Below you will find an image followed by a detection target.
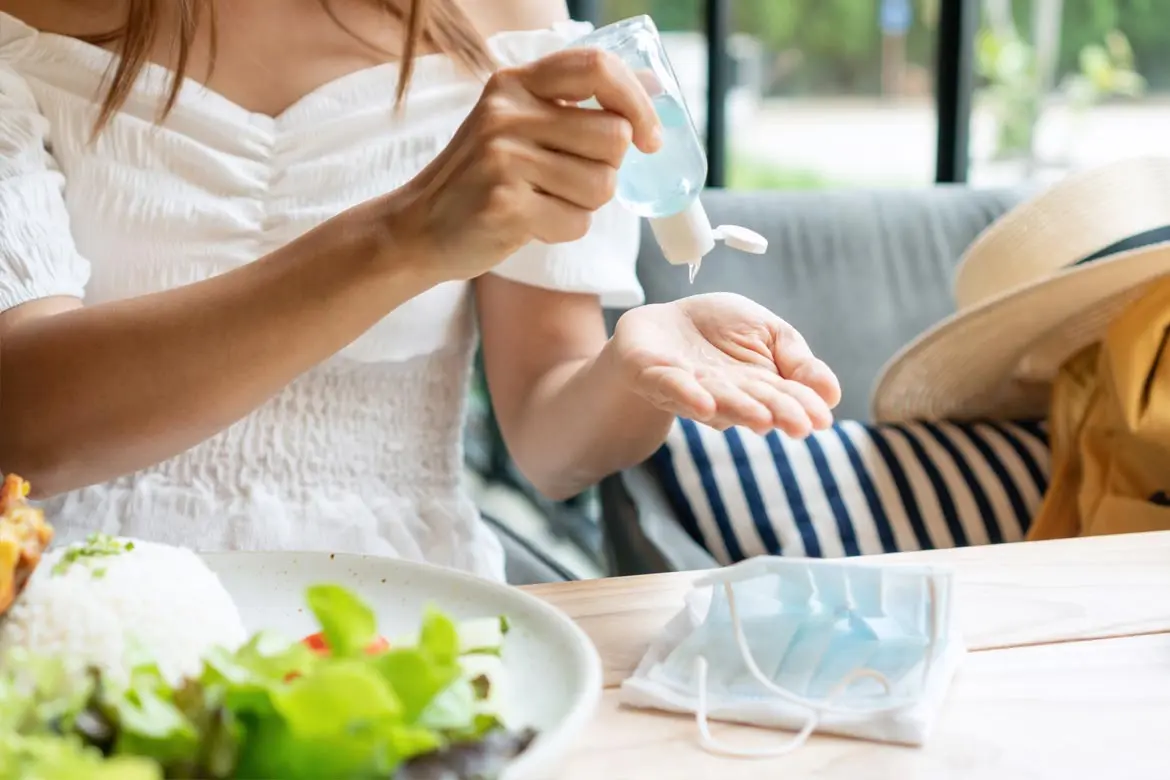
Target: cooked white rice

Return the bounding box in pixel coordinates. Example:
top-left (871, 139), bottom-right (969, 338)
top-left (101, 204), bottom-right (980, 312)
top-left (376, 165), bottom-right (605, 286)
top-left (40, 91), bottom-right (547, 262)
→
top-left (0, 538), bottom-right (246, 684)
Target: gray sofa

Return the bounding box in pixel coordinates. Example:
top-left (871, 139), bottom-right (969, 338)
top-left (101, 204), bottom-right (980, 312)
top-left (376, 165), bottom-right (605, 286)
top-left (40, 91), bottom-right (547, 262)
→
top-left (598, 185), bottom-right (1029, 575)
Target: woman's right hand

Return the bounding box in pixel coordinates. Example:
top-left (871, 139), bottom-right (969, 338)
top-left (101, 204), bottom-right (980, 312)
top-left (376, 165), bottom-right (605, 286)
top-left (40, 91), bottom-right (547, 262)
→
top-left (384, 47), bottom-right (663, 282)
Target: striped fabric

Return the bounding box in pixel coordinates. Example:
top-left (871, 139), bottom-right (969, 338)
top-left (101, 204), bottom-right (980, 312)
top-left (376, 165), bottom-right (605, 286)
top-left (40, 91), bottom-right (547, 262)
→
top-left (650, 419), bottom-right (1050, 565)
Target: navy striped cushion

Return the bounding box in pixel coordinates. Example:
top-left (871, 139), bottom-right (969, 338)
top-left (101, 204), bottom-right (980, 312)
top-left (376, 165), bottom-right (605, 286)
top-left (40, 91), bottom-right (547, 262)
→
top-left (649, 419), bottom-right (1050, 564)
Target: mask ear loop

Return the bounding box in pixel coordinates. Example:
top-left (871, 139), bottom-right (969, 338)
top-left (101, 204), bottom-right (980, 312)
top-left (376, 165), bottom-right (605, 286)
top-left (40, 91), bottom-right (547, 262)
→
top-left (724, 581), bottom-right (908, 715)
top-left (694, 655), bottom-right (819, 758)
top-left (917, 577), bottom-right (941, 691)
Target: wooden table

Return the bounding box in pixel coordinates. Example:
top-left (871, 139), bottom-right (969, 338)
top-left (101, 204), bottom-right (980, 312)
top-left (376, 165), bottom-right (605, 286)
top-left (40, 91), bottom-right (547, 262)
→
top-left (523, 531), bottom-right (1170, 779)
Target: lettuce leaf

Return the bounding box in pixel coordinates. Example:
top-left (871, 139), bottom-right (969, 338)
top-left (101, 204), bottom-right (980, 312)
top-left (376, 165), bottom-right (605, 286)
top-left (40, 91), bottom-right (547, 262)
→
top-left (418, 678), bottom-right (477, 732)
top-left (223, 603), bottom-right (498, 778)
top-left (306, 584), bottom-right (377, 659)
top-left (0, 732), bottom-right (161, 780)
top-left (108, 683), bottom-right (197, 765)
top-left (234, 660), bottom-right (406, 778)
top-left (372, 610), bottom-right (461, 723)
top-left (0, 650), bottom-right (94, 736)
top-left (0, 586), bottom-right (520, 780)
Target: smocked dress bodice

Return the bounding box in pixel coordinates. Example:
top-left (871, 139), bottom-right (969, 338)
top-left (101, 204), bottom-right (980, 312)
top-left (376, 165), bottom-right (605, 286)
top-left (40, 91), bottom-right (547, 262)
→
top-left (0, 14), bottom-right (643, 580)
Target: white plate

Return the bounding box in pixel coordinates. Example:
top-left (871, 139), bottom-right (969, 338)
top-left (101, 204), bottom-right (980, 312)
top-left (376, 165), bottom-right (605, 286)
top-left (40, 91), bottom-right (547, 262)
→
top-left (201, 551), bottom-right (600, 780)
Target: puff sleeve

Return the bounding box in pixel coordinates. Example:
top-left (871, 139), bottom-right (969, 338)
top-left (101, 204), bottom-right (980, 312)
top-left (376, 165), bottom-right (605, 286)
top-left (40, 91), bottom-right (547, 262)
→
top-left (485, 23), bottom-right (644, 308)
top-left (0, 26), bottom-right (90, 311)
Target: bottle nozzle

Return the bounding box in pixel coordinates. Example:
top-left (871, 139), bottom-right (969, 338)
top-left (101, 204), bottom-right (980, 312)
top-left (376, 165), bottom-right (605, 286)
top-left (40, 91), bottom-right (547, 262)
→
top-left (648, 200), bottom-right (716, 265)
top-left (648, 200), bottom-right (769, 269)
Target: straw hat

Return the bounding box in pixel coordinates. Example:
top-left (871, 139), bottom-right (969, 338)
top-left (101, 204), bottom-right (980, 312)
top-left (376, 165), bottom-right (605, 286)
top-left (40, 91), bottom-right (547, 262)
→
top-left (871, 156), bottom-right (1170, 423)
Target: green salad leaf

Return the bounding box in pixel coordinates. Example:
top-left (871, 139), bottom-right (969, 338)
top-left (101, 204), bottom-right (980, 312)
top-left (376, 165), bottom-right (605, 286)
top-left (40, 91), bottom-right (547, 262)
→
top-left (0, 650), bottom-right (94, 736)
top-left (0, 732), bottom-right (161, 780)
top-left (373, 610), bottom-right (462, 724)
top-left (235, 660), bottom-right (408, 779)
top-left (306, 583), bottom-right (378, 658)
top-left (108, 682), bottom-right (198, 766)
top-left (418, 677), bottom-right (477, 732)
top-left (201, 631), bottom-right (317, 719)
top-left (0, 584), bottom-right (524, 779)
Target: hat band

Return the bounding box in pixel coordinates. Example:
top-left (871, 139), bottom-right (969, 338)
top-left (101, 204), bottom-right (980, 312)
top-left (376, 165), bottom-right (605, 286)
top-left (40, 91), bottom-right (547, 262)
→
top-left (1074, 224), bottom-right (1170, 267)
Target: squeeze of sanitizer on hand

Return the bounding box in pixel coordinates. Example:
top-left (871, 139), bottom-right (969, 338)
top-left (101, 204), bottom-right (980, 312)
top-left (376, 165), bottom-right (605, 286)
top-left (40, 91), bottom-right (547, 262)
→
top-left (569, 16), bottom-right (768, 283)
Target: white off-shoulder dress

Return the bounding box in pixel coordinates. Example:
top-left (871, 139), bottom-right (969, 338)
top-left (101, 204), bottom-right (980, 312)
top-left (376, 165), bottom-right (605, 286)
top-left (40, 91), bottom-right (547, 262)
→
top-left (0, 13), bottom-right (643, 581)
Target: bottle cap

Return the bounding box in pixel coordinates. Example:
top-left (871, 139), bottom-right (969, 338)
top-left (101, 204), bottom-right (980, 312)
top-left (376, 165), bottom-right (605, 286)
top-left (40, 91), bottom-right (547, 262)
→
top-left (647, 199), bottom-right (769, 266)
top-left (712, 224), bottom-right (768, 254)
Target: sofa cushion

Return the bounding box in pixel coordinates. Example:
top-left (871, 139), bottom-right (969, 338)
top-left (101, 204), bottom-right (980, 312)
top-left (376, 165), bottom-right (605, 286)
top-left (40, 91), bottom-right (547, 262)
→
top-left (649, 418), bottom-right (1050, 564)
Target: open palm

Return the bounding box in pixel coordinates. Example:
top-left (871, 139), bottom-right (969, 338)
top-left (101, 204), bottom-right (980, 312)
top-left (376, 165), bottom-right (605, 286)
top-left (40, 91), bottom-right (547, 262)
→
top-left (612, 293), bottom-right (841, 437)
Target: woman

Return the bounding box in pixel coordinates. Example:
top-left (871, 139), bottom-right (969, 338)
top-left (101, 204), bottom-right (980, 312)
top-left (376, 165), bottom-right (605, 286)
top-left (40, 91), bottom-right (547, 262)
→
top-left (0, 0), bottom-right (840, 581)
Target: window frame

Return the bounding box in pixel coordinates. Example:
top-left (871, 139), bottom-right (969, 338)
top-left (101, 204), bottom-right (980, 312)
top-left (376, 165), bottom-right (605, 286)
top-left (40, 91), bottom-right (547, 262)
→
top-left (566, 0), bottom-right (978, 186)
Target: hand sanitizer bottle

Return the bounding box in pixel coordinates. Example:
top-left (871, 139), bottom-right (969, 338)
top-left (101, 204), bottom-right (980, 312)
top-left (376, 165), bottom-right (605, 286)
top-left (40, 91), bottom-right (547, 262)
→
top-left (569, 15), bottom-right (767, 281)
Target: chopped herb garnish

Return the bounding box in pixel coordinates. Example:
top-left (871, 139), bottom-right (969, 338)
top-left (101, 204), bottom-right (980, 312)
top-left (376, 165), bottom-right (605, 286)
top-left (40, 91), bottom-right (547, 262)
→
top-left (52, 534), bottom-right (135, 577)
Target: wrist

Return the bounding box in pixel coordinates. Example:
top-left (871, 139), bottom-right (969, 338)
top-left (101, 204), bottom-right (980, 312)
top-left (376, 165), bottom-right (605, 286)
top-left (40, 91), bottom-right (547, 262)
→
top-left (348, 192), bottom-right (449, 290)
top-left (596, 335), bottom-right (637, 394)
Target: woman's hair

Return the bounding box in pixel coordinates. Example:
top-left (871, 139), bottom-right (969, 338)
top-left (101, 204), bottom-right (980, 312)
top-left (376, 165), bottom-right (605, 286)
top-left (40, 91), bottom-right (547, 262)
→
top-left (86, 0), bottom-right (495, 133)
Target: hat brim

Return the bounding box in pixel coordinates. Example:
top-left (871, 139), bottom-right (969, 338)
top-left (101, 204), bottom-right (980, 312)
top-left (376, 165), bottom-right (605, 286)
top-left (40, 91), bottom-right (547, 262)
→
top-left (870, 241), bottom-right (1170, 422)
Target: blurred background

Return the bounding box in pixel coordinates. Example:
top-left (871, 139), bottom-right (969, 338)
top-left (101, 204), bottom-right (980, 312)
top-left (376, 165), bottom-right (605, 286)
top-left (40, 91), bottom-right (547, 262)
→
top-left (581, 0), bottom-right (1169, 189)
top-left (467, 0), bottom-right (1170, 578)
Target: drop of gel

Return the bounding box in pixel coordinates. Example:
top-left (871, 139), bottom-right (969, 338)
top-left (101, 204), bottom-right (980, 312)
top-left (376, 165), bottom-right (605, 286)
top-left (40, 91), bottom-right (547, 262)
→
top-left (688, 260), bottom-right (701, 284)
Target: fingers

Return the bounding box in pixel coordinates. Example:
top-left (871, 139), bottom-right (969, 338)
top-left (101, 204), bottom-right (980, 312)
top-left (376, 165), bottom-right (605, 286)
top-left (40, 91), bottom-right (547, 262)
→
top-left (527, 103), bottom-right (634, 168)
top-left (525, 190), bottom-right (595, 245)
top-left (700, 380), bottom-right (774, 434)
top-left (510, 141), bottom-right (618, 211)
top-left (472, 130), bottom-right (616, 245)
top-left (794, 359), bottom-right (843, 410)
top-left (771, 322), bottom-right (842, 408)
top-left (642, 367), bottom-right (780, 433)
top-left (740, 379), bottom-right (816, 438)
top-left (651, 365), bottom-right (834, 439)
top-left (698, 373), bottom-right (827, 438)
top-left (753, 373), bottom-right (835, 431)
top-left (516, 48), bottom-right (661, 153)
top-left (640, 366), bottom-right (716, 419)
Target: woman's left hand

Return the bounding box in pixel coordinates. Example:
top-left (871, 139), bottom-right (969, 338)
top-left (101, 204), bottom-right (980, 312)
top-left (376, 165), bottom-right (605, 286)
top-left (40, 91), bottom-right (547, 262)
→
top-left (609, 293), bottom-right (841, 438)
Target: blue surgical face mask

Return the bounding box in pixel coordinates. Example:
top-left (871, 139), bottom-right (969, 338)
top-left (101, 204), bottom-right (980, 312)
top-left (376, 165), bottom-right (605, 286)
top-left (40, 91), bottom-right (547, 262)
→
top-left (620, 557), bottom-right (964, 756)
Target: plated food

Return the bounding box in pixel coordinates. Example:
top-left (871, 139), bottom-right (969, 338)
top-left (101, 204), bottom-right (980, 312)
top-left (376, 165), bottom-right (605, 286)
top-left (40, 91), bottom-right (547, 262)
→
top-left (0, 475), bottom-right (533, 780)
top-left (0, 475), bottom-right (53, 615)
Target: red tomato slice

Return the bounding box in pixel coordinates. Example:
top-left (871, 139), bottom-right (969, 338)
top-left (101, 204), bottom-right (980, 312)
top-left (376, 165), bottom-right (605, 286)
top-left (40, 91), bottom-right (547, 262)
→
top-left (366, 635), bottom-right (391, 654)
top-left (301, 632), bottom-right (390, 656)
top-left (302, 632), bottom-right (330, 656)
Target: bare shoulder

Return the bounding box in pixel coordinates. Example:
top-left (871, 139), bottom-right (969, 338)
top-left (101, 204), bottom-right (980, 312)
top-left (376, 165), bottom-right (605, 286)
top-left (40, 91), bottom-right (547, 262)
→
top-left (460, 0), bottom-right (569, 37)
top-left (0, 0), bottom-right (122, 36)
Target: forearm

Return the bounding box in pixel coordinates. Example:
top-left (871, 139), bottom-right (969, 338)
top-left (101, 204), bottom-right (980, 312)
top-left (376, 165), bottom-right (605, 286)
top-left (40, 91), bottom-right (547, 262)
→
top-left (0, 203), bottom-right (436, 496)
top-left (506, 340), bottom-right (675, 500)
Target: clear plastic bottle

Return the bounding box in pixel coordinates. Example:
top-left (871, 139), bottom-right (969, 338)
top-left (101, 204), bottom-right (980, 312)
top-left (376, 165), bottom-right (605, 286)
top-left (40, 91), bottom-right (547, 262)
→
top-left (569, 15), bottom-right (767, 279)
